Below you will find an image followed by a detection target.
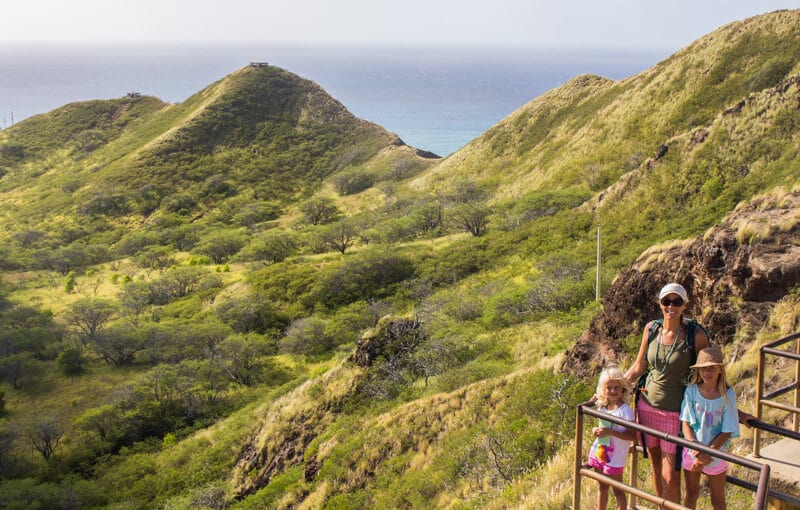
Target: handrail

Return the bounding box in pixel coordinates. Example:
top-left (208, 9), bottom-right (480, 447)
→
top-left (574, 402), bottom-right (771, 509)
top-left (754, 332), bottom-right (800, 457)
top-left (748, 419), bottom-right (800, 442)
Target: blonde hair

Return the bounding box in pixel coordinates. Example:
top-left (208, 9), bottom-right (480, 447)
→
top-left (688, 361), bottom-right (733, 409)
top-left (595, 366), bottom-right (632, 407)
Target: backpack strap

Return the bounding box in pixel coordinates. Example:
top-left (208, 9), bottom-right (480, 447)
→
top-left (684, 319), bottom-right (708, 365)
top-left (647, 319), bottom-right (663, 344)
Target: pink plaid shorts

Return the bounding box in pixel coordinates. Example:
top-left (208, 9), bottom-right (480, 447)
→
top-left (636, 398), bottom-right (680, 455)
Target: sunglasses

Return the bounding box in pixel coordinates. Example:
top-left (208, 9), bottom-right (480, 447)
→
top-left (660, 297), bottom-right (685, 307)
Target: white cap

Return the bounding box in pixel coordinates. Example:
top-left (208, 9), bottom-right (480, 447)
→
top-left (658, 283), bottom-right (688, 303)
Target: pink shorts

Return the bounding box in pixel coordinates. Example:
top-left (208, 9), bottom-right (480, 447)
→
top-left (681, 448), bottom-right (728, 475)
top-left (636, 398), bottom-right (680, 455)
top-left (587, 455), bottom-right (625, 475)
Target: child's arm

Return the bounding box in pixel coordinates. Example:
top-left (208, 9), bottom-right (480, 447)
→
top-left (611, 427), bottom-right (636, 442)
top-left (682, 420), bottom-right (711, 468)
top-left (682, 420), bottom-right (698, 448)
top-left (593, 425), bottom-right (636, 442)
top-left (708, 432), bottom-right (732, 451)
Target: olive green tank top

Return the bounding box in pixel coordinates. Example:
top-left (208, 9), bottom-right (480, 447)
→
top-left (642, 330), bottom-right (692, 412)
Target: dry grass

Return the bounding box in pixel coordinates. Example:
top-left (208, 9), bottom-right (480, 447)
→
top-left (635, 238), bottom-right (695, 272)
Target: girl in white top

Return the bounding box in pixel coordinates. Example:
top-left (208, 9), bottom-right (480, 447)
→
top-left (680, 347), bottom-right (740, 510)
top-left (587, 366), bottom-right (636, 510)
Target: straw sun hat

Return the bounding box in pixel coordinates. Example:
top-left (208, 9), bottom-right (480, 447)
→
top-left (690, 347), bottom-right (725, 368)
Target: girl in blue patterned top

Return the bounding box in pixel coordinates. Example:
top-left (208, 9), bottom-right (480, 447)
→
top-left (680, 347), bottom-right (740, 510)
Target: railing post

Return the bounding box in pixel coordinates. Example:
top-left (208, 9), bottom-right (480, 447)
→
top-left (754, 345), bottom-right (766, 457)
top-left (794, 337), bottom-right (800, 433)
top-left (630, 446), bottom-right (639, 509)
top-left (754, 463), bottom-right (771, 510)
top-left (573, 404), bottom-right (585, 510)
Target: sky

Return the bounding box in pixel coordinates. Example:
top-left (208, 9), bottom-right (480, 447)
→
top-left (2, 0), bottom-right (799, 50)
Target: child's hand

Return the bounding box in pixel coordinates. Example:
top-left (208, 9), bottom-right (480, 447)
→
top-left (592, 427), bottom-right (611, 437)
top-left (690, 458), bottom-right (705, 472)
top-left (693, 451), bottom-right (713, 466)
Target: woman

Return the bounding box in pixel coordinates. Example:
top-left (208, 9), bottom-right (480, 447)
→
top-left (624, 283), bottom-right (709, 505)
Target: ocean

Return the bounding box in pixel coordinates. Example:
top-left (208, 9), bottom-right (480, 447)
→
top-left (0, 44), bottom-right (667, 156)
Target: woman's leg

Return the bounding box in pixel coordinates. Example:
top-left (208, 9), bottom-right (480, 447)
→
top-left (661, 452), bottom-right (681, 503)
top-left (647, 447), bottom-right (664, 498)
top-left (682, 468), bottom-right (701, 509)
top-left (708, 472), bottom-right (727, 510)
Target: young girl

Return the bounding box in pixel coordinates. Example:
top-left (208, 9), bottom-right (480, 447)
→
top-left (587, 366), bottom-right (636, 510)
top-left (680, 348), bottom-right (740, 510)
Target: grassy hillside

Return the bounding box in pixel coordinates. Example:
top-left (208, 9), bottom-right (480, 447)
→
top-left (0, 9), bottom-right (799, 509)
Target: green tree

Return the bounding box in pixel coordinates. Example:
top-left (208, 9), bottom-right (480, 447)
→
top-left (195, 230), bottom-right (247, 263)
top-left (279, 317), bottom-right (333, 356)
top-left (332, 170), bottom-right (374, 195)
top-left (134, 246), bottom-right (175, 273)
top-left (119, 281), bottom-right (152, 326)
top-left (92, 324), bottom-right (158, 366)
top-left (320, 219), bottom-right (359, 254)
top-left (67, 298), bottom-right (117, 347)
top-left (56, 346), bottom-right (84, 375)
top-left (316, 250), bottom-right (415, 308)
top-left (0, 353), bottom-right (42, 389)
top-left (300, 197), bottom-right (339, 225)
top-left (450, 203), bottom-right (491, 237)
top-left (64, 271), bottom-right (76, 293)
top-left (240, 230), bottom-right (298, 264)
top-left (213, 294), bottom-right (288, 335)
top-left (213, 334), bottom-right (275, 385)
top-left (24, 416), bottom-right (65, 461)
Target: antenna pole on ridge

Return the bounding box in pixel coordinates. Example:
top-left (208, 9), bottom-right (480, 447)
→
top-left (596, 226), bottom-right (601, 301)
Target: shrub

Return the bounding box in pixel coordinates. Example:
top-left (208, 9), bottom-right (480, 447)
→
top-left (332, 170), bottom-right (374, 195)
top-left (56, 347), bottom-right (84, 375)
top-left (315, 250), bottom-right (415, 308)
top-left (0, 143), bottom-right (25, 162)
top-left (213, 294), bottom-right (289, 336)
top-left (161, 193), bottom-right (198, 215)
top-left (416, 238), bottom-right (492, 286)
top-left (299, 197), bottom-right (339, 225)
top-left (195, 230), bottom-right (248, 263)
top-left (279, 317), bottom-right (334, 356)
top-left (248, 262), bottom-right (320, 310)
top-left (238, 230), bottom-right (298, 263)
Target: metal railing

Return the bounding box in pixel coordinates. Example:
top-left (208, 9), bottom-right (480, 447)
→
top-left (573, 403), bottom-right (772, 509)
top-left (753, 332), bottom-right (800, 456)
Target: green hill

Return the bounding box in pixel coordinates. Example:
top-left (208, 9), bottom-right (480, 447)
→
top-left (0, 9), bottom-right (799, 509)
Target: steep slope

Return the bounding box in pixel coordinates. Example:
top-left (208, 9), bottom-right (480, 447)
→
top-left (413, 9), bottom-right (800, 203)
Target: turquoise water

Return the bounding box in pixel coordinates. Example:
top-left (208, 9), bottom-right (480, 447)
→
top-left (0, 44), bottom-right (666, 156)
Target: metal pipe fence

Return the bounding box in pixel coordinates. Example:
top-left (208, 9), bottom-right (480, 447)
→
top-left (574, 402), bottom-right (771, 509)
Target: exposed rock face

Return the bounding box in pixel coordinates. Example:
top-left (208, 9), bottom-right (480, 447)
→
top-left (565, 192), bottom-right (800, 376)
top-left (350, 315), bottom-right (424, 368)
